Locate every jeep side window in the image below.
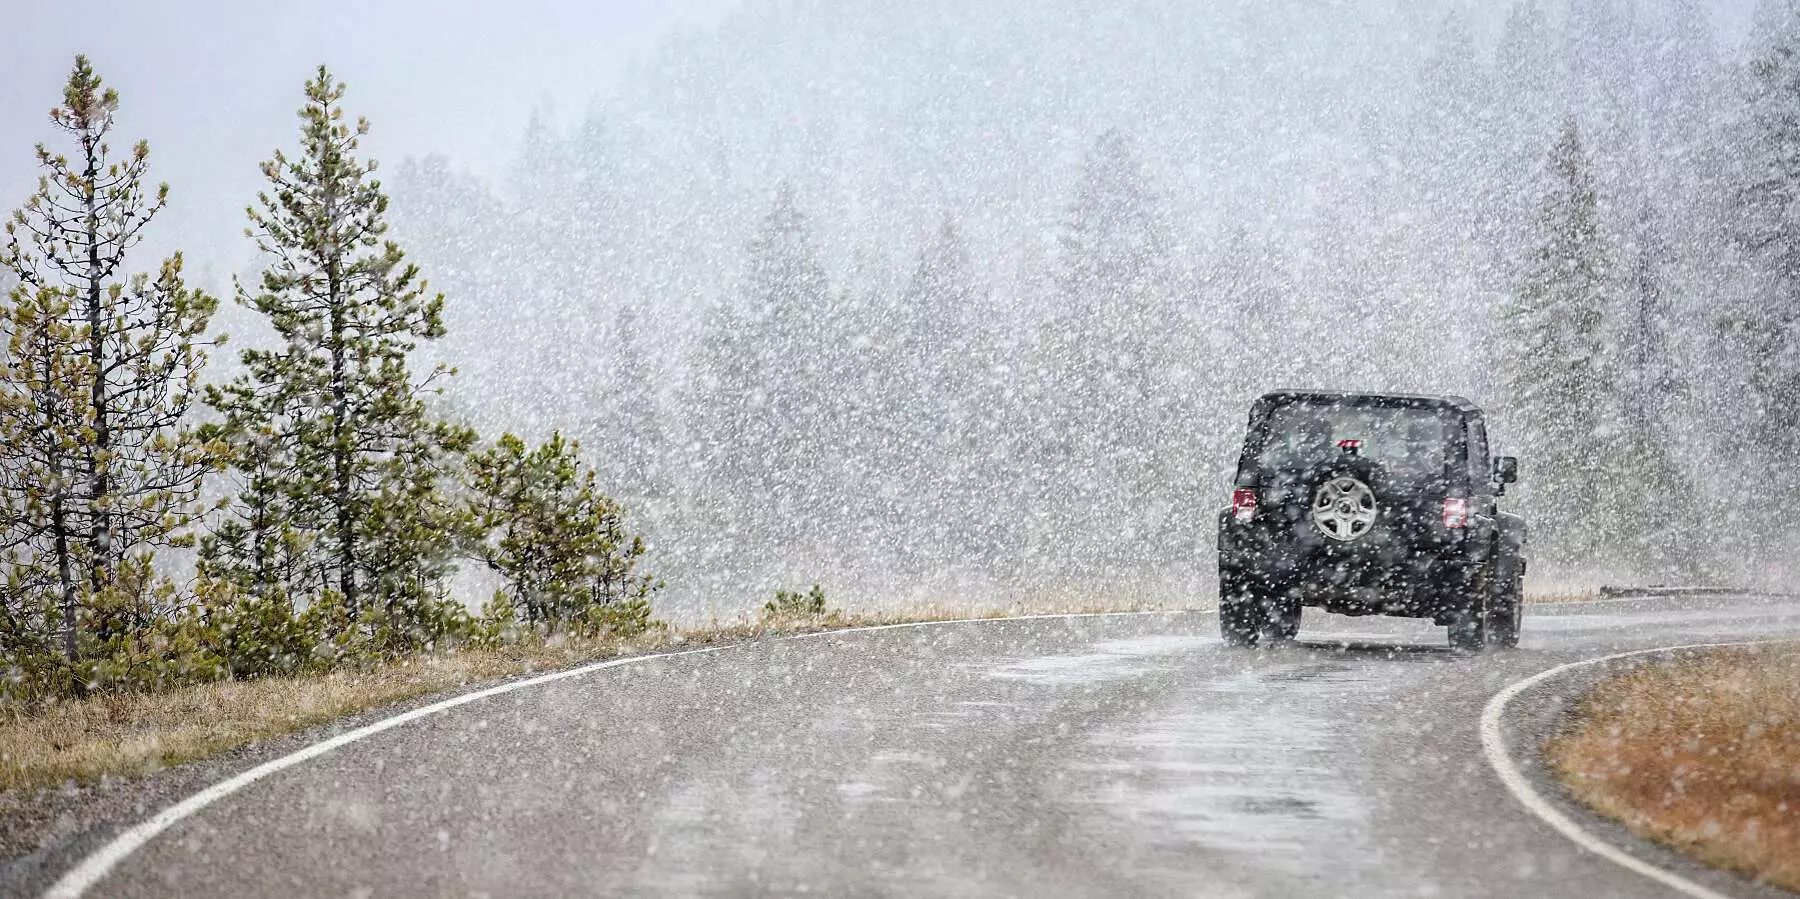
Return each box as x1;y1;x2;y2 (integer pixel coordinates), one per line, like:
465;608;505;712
1466;417;1490;485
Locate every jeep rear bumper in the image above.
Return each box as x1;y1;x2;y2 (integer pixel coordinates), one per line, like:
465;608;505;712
1218;511;1488;622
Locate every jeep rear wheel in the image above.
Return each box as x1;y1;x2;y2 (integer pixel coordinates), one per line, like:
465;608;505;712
1484;554;1523;649
1220;595;1263;646
1220;569;1286;647
1447;565;1488;652
1447;607;1486;651
1263;598;1301;643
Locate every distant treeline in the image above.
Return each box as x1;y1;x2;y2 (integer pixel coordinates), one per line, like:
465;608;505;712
388;1;1800;606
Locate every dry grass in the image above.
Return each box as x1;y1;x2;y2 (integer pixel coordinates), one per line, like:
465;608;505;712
0;603;1175;804
0;636;645;797
1548;644;1800;891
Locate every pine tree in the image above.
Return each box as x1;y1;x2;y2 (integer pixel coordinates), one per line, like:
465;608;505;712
205;66;473;633
1620;204;1680;436
388;154;517;438
680;184;837;587
885;216;986;567
1412;10;1489;211
0;288;88;662
1727;19;1800;517
583;305;666;505
1503;120;1620;564
742;183;832;542
1485;1;1561;275
1611;203;1701;574
0;56;220;661
463;431;658;634
1038;130;1180;577
680;294;760;588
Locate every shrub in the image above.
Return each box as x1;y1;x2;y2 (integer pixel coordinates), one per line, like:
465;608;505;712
763;584;834;620
463;432;664;634
575;594;660;639
199;579;318;679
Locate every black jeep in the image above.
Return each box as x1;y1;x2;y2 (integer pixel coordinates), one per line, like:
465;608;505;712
1216;391;1526;650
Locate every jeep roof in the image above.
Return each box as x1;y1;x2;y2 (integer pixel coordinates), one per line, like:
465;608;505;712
1248;390;1480;415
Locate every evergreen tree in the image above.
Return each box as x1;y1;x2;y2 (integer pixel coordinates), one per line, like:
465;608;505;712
583;305;666;505
1753;0;1800;54
887;216;990;567
741;184;833;543
567;106;620;261
463;431;658;634
204;66;473;633
1612;202;1700;574
1503;120;1620;564
0;288;88;662
0;57;220;661
681;184;836;586
1727;20;1800;517
1564;0;1634;143
388;154;519;439
681;293;759;585
1485;1;1561;276
1037;130;1180;578
1620;204;1680;436
1412;10;1488;212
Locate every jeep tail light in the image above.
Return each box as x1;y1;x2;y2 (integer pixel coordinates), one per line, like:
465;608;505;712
1443;497;1469;529
1232;488;1258;522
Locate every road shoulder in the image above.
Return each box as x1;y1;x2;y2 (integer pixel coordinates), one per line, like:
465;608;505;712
1484;644;1796;899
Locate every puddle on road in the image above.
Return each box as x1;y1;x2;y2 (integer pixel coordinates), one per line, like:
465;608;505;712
1526;608;1796;634
636;772;803;891
981;634;1215;685
1063;661;1384;888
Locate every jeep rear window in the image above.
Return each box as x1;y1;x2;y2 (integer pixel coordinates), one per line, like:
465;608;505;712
1250;401;1453;480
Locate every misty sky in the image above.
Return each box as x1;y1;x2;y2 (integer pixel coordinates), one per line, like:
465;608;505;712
0;0;1769;284
1;0;740;274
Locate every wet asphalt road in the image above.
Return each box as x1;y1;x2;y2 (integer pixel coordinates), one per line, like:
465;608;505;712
55;594;1800;897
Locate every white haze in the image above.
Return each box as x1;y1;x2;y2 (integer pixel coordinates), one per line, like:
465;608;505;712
3;0;1786;620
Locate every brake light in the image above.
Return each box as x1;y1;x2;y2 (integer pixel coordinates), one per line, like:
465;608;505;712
1232;488;1258;522
1443;497;1469;529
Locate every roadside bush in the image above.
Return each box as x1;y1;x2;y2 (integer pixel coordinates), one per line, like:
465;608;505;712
298;588;473;667
81;608;225;694
470;592;522;648
575;594;659;639
763;584;835;621
17;558;229;698
364;589;474;659
200;579;318;679
463;432;664;634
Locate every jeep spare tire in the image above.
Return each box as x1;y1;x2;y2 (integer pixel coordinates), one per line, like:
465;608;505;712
1310;474;1377;542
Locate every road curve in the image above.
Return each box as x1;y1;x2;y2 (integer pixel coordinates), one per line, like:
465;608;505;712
38;594;1800;897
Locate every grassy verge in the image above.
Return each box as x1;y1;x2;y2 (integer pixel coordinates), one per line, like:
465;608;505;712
0;603;1175;804
1547;643;1800;891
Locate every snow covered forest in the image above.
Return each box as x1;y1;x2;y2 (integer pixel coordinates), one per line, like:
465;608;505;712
7;0;1800;695
385;0;1800;608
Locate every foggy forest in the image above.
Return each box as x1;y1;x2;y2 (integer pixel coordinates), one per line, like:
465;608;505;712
381;0;1798;611
5;0;1800;692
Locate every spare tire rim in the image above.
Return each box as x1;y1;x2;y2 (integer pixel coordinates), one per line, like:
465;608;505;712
1312;476;1377;542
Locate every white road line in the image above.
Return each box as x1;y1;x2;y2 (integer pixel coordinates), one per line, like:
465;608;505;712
42;608;1192;899
1479;640;1780;899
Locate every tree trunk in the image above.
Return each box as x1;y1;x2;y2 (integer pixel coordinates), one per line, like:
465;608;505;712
327;239;357;616
313;174;358;616
250;463;268;598
52;489;78;662
80;130;112;607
